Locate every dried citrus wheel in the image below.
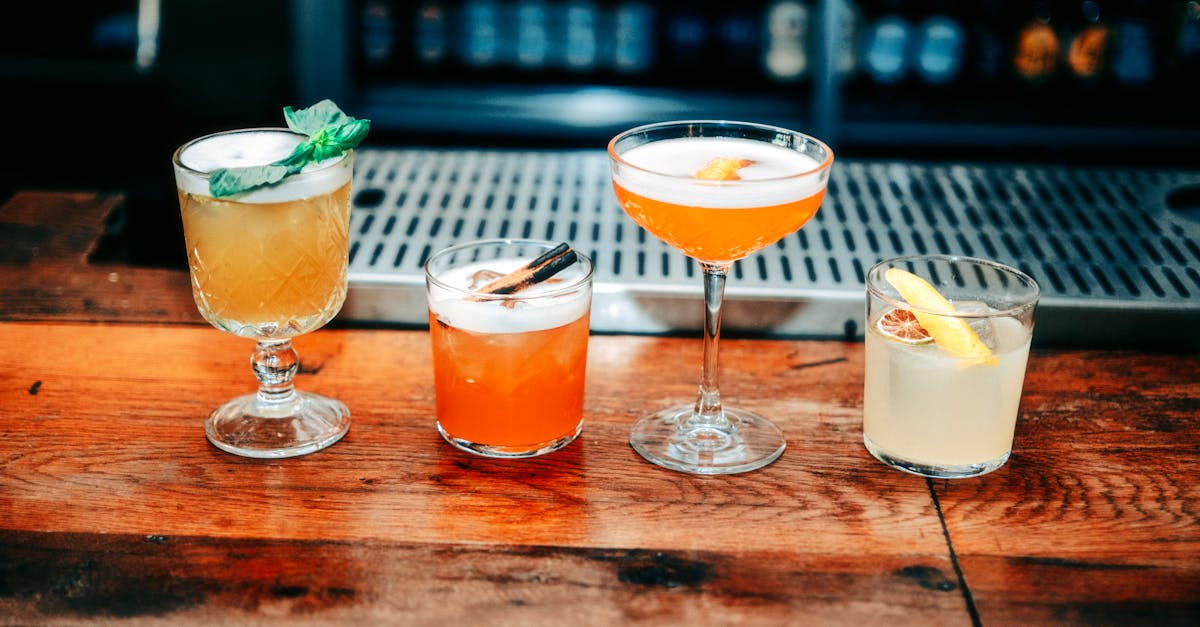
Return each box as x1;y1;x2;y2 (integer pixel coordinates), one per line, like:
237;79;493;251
877;308;933;345
884;267;997;365
694;157;754;180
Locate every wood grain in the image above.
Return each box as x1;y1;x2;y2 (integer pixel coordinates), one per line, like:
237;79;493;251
0;191;200;324
3;192;1198;625
2;321;1198;624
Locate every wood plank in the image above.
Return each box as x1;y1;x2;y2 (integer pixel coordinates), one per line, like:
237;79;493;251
935;350;1200;625
0;323;942;552
0;191;200;324
0;531;965;625
0;322;964;623
6;321;1197;623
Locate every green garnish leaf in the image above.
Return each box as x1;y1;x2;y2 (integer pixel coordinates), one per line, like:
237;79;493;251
208;99;370;198
210;163;299;196
284;99;352;135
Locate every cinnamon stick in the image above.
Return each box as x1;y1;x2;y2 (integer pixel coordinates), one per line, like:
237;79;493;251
477;243;578;295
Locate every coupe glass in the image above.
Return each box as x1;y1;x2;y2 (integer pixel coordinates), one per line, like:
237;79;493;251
608;120;834;474
173;128;353;458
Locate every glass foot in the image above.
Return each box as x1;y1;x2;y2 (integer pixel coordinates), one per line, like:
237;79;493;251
863;435;1009;479
205;391;350;459
629;404;786;475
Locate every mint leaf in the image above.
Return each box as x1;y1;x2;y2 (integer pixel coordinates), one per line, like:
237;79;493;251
333;118;370;148
276;141;316;169
284;99;351;135
207;100;370;198
309;118;372;162
210;164;299;198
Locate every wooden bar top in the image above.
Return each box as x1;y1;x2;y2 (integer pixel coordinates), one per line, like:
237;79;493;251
2;192;1198;625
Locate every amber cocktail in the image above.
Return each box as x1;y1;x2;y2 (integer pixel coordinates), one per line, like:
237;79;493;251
174;128;353;458
425;239;593;458
609;121;833;474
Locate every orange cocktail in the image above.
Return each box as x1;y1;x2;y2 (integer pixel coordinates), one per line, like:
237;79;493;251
430;313;589;447
608;122;834;475
612;184;824;262
425;240;594;458
611;135;828;263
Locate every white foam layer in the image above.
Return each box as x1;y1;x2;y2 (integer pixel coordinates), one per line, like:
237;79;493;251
429;258;591;334
613;137;827;208
174;129;351;203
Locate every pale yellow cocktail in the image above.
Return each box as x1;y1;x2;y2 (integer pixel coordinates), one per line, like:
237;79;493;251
863;256;1039;478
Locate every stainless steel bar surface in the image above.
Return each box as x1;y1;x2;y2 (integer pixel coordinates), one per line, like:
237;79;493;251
344;148;1200;349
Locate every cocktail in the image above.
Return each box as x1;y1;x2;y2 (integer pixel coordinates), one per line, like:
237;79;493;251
172;101;368;458
864;255;1040;478
608;121;834;474
425;239;594;458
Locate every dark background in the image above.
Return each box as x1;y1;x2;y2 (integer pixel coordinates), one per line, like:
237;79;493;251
4;0;1198;268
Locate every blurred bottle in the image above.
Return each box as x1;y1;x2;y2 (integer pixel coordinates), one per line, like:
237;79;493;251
914;2;966;85
361;0;394;68
968;0;1006;83
612;2;654;74
458;0;504;68
415;2;449;65
1013;1;1060;84
763;0;811;82
664;6;710;72
834;0;862;81
514;0;550;70
1066;0;1112;81
562;1;599;72
719;7;761;76
863;2;912;85
1178;1;1200;69
1111;0;1155;86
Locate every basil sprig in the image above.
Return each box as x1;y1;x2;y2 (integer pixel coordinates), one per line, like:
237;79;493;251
208;100;370;198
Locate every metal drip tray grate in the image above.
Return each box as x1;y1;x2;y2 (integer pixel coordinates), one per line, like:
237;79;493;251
344;148;1200;348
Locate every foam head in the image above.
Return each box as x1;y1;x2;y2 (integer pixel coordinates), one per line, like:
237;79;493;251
613;136;828;208
427;257;593;334
173;128;352;203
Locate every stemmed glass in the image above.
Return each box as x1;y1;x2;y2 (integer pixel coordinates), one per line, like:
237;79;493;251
173;128;354;458
608;121;834;474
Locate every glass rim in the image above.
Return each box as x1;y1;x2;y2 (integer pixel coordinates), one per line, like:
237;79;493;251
171;127;350;179
606;119;834;183
867;254;1041;318
425;238;595;301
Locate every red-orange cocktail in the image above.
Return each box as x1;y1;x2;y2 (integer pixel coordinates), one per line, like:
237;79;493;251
425;240;594;458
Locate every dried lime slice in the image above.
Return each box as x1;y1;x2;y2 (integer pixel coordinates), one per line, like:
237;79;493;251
877;308;934;345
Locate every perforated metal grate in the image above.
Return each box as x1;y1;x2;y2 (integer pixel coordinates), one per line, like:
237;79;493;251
343;148;1200;348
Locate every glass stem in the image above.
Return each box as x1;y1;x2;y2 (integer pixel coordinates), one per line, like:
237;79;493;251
252;339;300;408
689;262;732;430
